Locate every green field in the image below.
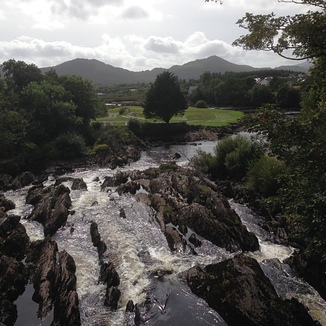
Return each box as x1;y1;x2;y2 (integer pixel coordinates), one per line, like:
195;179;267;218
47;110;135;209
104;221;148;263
97;106;244;127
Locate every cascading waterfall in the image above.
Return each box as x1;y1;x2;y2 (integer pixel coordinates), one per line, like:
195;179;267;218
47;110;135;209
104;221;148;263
230;200;326;325
4;141;326;325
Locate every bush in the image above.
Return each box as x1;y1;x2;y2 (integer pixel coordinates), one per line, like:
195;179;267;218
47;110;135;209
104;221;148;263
246;155;285;197
213;134;264;180
127;118;143;135
195;100;208;108
119;106;130;115
190;149;217;174
93;143;110;153
54;132;86;159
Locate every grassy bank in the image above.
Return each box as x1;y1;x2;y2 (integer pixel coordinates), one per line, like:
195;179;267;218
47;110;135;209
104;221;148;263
97;106;244;127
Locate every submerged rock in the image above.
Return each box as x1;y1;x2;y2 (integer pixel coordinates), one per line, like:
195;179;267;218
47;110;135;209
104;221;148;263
185;254;318;326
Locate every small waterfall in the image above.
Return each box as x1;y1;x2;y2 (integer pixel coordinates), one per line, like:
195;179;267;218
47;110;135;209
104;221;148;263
230;199;326;325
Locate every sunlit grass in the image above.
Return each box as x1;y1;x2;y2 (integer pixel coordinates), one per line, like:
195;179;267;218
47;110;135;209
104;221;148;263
97;106;244;127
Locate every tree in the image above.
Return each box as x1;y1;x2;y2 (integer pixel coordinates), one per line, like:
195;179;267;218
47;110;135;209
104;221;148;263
233;1;326;61
143;71;188;123
1;59;43;93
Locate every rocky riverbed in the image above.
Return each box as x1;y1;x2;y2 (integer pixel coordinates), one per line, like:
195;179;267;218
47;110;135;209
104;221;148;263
0;134;325;325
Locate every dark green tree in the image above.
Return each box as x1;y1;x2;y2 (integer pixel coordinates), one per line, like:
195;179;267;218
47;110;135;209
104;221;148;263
249;84;275;107
1;59;43;93
143;71;188;123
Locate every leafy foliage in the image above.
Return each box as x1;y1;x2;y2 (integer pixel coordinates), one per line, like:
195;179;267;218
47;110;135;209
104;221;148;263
143;71;188;123
246;155;285;197
233;2;326;60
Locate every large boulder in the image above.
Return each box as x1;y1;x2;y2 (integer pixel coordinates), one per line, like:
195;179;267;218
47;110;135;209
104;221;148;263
185;254;318;326
27;184;71;236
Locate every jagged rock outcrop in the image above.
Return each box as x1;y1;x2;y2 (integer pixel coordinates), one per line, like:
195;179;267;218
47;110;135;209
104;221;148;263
26;237;80;325
71;178;87;190
90;221;107;259
0;199;30;326
27;184;71;236
147;169;259;252
0;215;30;260
185;254;318;326
0;255;28;326
90;222;121;310
53;251;80;326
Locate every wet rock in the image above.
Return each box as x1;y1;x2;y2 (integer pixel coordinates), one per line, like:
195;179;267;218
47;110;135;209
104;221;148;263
179;202;258;252
27;184;71;236
10;171;35;190
26;238;80;325
71;178;87;190
90;221;101;246
149;170;259;253
101;171;129;190
53;251;81;326
0;216;30;260
104;286;121;311
97;240;107;260
126;299;135;312
99;261;120;288
26;237;58;318
285;251;326;301
119;208;126;218
189;233;202;247
0;194;15;212
185;254;317;326
117;181;140;195
135;193;151;205
0;255;28;302
164;226;184;252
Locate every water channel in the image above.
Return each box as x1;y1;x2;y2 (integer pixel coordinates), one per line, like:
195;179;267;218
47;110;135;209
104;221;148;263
4;141;326;325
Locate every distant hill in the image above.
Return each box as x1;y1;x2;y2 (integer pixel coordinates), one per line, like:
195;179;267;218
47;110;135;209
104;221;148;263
40;56;261;85
0;55;310;85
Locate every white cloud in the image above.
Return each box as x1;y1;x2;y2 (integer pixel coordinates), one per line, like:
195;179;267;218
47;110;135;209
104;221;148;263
120;6;149;19
0;0;312;71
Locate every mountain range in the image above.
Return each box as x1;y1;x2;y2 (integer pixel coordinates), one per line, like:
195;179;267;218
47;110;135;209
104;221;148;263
40;55;310;85
1;55;310;86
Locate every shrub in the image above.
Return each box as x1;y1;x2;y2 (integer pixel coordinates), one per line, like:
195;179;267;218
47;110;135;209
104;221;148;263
246;155;285;197
190;149;217;175
93;143;110;153
54;132;86;159
195;100;208;108
127;118;143;135
119;106;130;115
213;134;264;180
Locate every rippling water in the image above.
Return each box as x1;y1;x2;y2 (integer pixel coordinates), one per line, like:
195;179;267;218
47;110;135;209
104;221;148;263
5;141;326;325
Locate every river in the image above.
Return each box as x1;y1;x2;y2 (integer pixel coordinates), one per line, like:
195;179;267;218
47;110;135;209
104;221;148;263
4;141;326;326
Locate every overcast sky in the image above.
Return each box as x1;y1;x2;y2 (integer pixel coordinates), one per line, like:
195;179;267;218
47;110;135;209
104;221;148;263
0;0;310;71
